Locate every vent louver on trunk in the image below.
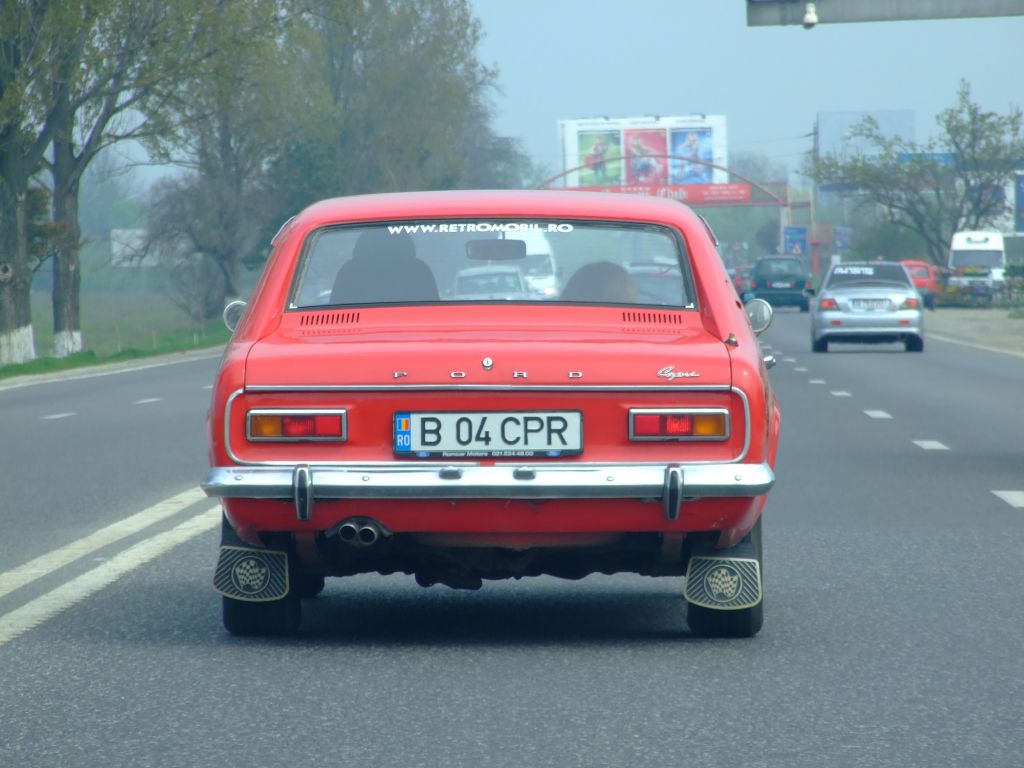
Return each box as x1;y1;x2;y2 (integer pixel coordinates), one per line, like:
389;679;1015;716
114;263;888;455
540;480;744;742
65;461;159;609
299;311;361;328
621;310;686;326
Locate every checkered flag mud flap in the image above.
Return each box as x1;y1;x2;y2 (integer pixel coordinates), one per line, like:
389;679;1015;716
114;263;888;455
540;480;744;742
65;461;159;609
214;546;290;602
684;556;762;610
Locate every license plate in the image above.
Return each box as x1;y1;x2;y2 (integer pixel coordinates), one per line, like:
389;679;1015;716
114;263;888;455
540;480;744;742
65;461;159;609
853;299;888;310
394;411;582;458
771;281;792;288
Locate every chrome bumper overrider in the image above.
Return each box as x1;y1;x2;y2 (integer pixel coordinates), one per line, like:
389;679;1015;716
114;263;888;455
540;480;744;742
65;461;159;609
202;463;775;522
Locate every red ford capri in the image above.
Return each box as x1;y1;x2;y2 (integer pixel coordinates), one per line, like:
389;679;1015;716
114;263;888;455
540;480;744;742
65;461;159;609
203;190;780;637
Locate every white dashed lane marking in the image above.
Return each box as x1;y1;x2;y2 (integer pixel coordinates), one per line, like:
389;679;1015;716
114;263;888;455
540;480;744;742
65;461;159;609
133;397;163;405
864;410;892;419
809;379;826;385
41;412;76;420
0;507;219;648
992;491;1024;508
913;440;949;451
0;487;206;599
782;357;797;363
830;390;851;397
794;366;808;372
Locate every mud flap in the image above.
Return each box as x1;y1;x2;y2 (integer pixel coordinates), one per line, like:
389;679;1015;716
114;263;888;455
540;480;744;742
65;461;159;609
684;556;761;610
213;546;290;602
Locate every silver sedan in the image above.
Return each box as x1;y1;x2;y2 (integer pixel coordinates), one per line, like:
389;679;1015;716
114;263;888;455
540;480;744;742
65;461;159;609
810;262;924;352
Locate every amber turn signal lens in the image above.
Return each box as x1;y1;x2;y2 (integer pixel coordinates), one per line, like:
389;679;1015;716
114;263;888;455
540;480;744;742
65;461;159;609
250;414;283;437
694;413;727;437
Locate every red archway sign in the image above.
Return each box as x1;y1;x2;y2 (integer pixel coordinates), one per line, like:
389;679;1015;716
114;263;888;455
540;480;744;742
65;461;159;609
536;154;788;208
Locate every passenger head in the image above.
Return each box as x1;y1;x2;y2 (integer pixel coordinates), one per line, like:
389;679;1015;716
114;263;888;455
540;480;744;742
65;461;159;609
352;229;416;263
560;261;638;303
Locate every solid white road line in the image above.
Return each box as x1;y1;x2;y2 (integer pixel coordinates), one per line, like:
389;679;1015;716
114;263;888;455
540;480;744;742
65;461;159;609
41;412;76;420
0;487;207;599
992;491;1024;508
864;410;893;419
913;440;949;451
0;507;219;647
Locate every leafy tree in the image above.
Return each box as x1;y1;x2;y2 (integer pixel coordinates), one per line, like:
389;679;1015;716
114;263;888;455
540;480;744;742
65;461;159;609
0;0;214;362
44;0;214;356
0;0;67;364
142;0;293;313
810;81;1024;265
267;0;528;218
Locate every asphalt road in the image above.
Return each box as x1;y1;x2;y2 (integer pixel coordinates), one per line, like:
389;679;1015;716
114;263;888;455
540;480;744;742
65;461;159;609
0;316;1022;768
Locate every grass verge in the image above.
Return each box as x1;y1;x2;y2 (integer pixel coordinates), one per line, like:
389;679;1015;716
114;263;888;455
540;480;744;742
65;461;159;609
1;291;231;381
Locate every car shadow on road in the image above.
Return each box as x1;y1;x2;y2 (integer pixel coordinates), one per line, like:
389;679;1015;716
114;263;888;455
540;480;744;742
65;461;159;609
295;577;697;645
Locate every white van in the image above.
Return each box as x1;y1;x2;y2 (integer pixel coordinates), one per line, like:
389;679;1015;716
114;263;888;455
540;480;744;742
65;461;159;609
515;230;559;298
948;230;1006;294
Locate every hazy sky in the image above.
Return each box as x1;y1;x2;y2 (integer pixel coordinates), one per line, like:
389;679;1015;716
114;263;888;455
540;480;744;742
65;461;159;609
471;1;1022;176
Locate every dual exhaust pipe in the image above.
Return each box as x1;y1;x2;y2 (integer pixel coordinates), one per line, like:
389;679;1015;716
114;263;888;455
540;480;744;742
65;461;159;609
337;519;383;547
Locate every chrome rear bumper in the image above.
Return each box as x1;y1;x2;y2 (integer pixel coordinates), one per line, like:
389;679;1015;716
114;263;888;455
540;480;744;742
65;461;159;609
202;462;775;522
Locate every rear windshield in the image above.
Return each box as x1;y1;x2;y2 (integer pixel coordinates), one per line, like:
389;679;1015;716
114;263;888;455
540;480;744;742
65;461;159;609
289;220;696;309
754;259;805;278
950;249;1003;269
826;264;911;287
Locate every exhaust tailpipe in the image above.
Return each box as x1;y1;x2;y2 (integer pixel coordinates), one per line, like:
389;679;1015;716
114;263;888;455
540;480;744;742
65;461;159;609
357;523;380;546
338;522;359;543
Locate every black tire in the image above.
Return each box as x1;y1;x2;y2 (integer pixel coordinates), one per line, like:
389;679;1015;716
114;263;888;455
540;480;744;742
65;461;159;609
811;337;828;353
686;518;764;639
295;572;326;598
223;593;301;636
219;514;302;635
799;300;810;313
905;335;924;352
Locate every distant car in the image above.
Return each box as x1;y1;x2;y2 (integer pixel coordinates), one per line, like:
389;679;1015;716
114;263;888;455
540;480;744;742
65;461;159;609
202;190;779;639
810;261;924;352
453;265;530;300
745;256;812;311
730;264;752;295
900;259;941;309
627;261;691;306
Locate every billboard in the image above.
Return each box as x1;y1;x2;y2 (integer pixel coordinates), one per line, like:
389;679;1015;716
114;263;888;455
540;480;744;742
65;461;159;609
560;115;729;188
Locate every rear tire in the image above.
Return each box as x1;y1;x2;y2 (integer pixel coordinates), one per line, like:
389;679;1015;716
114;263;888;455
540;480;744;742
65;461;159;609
223;593;301;636
686;518;764;639
811;337;828;353
218;514;302;636
905;336;924;352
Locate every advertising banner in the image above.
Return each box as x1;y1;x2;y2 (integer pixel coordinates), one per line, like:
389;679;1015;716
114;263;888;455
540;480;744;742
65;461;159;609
560;115;728;188
574;183;752;205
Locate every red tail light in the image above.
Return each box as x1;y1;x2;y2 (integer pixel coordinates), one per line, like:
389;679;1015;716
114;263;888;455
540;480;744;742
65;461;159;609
749;280;759;289
629;409;729;441
819;298;839;310
900;297;920;309
248;410;348;441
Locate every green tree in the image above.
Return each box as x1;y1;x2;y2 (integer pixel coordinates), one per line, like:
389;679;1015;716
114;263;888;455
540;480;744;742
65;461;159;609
810;81;1024;266
0;1;68;364
267;0;527;217
143;0;294;315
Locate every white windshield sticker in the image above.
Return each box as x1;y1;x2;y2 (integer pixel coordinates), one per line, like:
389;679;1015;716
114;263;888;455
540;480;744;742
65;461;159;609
387;222;574;235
